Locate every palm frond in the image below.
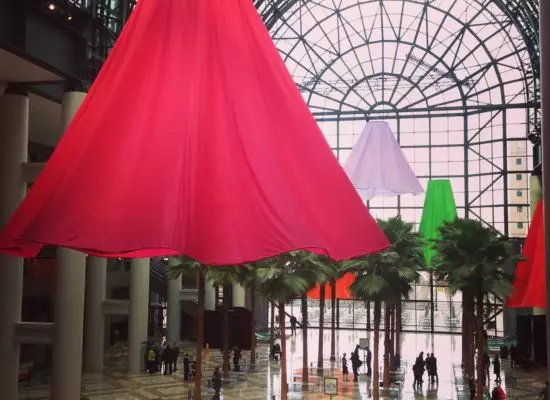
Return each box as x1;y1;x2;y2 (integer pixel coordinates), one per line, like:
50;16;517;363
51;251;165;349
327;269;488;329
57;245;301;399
432;217;520;297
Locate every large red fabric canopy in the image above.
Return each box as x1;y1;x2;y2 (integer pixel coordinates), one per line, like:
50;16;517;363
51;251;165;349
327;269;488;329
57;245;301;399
508;201;545;308
0;0;389;264
307;273;355;300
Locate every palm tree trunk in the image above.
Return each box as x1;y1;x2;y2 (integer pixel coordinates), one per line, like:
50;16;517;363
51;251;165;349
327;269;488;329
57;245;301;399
222;284;230;379
475;292;485;400
464;295;475;377
250;281;257;367
462;298;468;368
317;284;325;371
301;294;309;386
279;302;288;400
330;279;336;362
194;267;205;400
390;305;395;370
373;300;381;400
367;301;371;330
270;302;275;346
395;302;401;360
383;302;390;388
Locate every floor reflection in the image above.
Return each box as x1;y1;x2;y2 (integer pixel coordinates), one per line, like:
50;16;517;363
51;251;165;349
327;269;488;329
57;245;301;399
17;329;546;399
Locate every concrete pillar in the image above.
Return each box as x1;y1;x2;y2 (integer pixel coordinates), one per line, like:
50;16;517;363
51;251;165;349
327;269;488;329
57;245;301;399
52;249;87;400
0;86;28;400
232;284;246;308
167;257;181;343
205;280;216;311
84;256;107;372
128;258;150;373
52;90;88;400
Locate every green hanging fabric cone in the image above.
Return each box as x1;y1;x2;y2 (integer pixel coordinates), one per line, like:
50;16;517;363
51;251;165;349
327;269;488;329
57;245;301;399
418;179;458;269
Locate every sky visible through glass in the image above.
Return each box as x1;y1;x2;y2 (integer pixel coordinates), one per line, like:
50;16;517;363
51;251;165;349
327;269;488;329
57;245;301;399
267;0;535;237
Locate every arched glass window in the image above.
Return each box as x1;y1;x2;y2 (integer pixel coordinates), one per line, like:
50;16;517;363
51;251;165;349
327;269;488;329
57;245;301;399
258;0;538;238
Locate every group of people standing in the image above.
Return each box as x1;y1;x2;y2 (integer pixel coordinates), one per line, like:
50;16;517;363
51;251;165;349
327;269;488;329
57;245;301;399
146;341;180;375
412;352;438;389
340;344;372;382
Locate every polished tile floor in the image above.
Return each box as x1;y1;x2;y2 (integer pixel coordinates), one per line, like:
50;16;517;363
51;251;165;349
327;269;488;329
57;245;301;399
18;330;547;399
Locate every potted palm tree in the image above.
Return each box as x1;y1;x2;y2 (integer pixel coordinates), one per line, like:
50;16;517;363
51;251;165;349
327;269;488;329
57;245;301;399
316;260;338;373
380;216;425;371
342;216;423;400
206;267;241;379
256;254;309;400
236;264;260;369
292;252;336;387
168;256;205;400
256;252;334;399
343;251;400;400
432;218;519;400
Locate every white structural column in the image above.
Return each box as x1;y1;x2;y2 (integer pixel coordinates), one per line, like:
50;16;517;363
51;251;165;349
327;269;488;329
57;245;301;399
232;284;246;308
128;258;150;373
204;280;216;311
166;257;182;342
84;256;107;372
52;91;88;400
0;87;29;400
52;249;87;400
540;0;550;386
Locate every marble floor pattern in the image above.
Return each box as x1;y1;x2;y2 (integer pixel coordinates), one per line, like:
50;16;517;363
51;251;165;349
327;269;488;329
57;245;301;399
18;330;547;399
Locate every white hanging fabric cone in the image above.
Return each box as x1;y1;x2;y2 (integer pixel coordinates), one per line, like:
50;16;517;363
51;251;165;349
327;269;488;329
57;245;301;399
343;121;424;201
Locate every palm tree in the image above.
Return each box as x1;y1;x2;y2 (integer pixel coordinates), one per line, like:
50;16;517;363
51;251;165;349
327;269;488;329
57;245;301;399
317;281;325;372
256;254;309;400
291;252;336;385
315;260;338;373
432;218;519;400
237;265;260;368
256;252;334;400
168;256;205;400
300;293;309;384
330;278;337;362
270;302;275;346
343;251;401;400
380;216;425;371
342;216;423;400
206;267;241;379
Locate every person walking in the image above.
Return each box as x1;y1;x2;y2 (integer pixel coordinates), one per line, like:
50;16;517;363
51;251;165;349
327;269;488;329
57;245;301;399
413;352;425;389
510;345;517;369
342;353;349;382
351;347;362;382
484;351;491;381
212;367;222;400
233;346;242;371
425;353;432;382
493;354;502;382
163;344;174;375
147;347;157;374
469;376;476;399
290;315;297;336
183;353;190;381
538;381;549;400
172;342;180;372
429;353;438;384
366;346;372;377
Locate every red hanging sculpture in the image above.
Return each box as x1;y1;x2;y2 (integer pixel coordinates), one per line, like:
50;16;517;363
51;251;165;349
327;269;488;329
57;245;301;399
508;201;545;308
0;0;388;264
307;273;355;300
